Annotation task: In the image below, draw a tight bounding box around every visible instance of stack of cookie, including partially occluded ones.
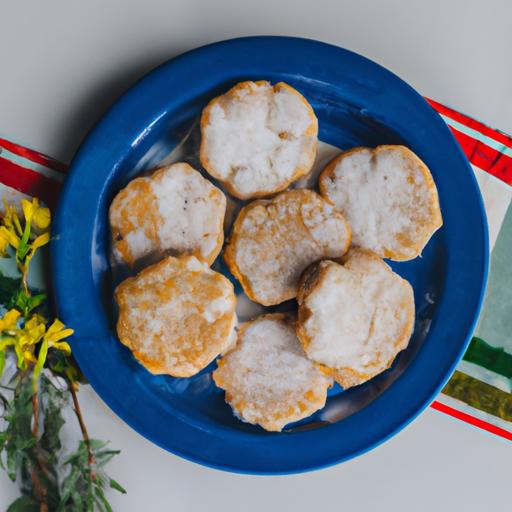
[110,81,443,432]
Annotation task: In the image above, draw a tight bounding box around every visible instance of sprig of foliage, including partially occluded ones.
[0,198,124,511]
[1,374,63,511]
[58,440,126,512]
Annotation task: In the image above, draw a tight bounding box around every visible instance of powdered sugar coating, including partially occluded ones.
[213,314,331,432]
[319,145,442,261]
[297,250,414,388]
[200,81,318,199]
[224,189,351,306]
[110,162,226,266]
[115,255,236,377]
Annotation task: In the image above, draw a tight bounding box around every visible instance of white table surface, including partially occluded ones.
[1,1,510,510]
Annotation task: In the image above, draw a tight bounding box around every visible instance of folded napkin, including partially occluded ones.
[1,98,510,440]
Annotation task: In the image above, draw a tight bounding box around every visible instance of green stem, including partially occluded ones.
[18,220,32,261]
[22,371,49,512]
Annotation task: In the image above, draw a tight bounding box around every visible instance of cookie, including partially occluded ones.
[224,189,351,306]
[296,250,415,388]
[213,314,332,432]
[110,162,226,266]
[200,81,318,199]
[115,254,236,377]
[319,145,442,260]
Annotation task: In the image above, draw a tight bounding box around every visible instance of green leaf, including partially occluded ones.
[3,377,33,481]
[58,466,81,509]
[8,289,46,317]
[39,376,67,467]
[12,289,29,313]
[16,220,32,262]
[26,294,46,315]
[49,353,88,384]
[95,450,121,468]
[86,483,95,511]
[6,495,39,512]
[88,439,108,451]
[71,491,83,510]
[62,451,82,466]
[109,478,127,494]
[6,449,18,481]
[95,486,113,512]
[0,272,21,305]
[0,349,6,380]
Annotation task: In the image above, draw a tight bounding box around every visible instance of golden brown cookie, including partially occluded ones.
[224,189,351,306]
[319,145,442,261]
[110,162,226,266]
[115,254,236,377]
[296,250,415,388]
[200,81,318,199]
[213,314,332,432]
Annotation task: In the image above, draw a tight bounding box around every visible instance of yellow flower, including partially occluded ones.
[0,225,20,250]
[2,199,23,236]
[0,233,9,256]
[31,232,50,250]
[44,319,74,355]
[23,350,37,363]
[33,319,74,381]
[21,198,38,224]
[22,315,47,344]
[21,198,50,232]
[13,314,46,369]
[32,207,51,230]
[0,309,21,332]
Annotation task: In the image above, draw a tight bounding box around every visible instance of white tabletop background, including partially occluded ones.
[1,1,510,510]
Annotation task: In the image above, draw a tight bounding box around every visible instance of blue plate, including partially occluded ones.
[52,37,488,474]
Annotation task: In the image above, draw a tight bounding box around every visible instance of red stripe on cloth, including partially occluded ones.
[0,137,68,174]
[448,127,512,185]
[0,157,60,209]
[426,98,512,149]
[431,400,512,441]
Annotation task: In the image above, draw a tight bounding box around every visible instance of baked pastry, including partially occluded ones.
[224,189,351,306]
[115,254,236,377]
[296,250,415,388]
[200,81,318,199]
[319,145,442,260]
[110,162,226,266]
[213,313,332,432]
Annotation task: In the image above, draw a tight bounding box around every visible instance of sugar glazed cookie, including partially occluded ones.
[296,250,415,388]
[213,314,332,432]
[115,255,236,377]
[200,81,318,199]
[319,145,442,261]
[224,189,351,306]
[110,162,226,266]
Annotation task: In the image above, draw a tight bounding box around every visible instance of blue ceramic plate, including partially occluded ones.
[52,37,488,474]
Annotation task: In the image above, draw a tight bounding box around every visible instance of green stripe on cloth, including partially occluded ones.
[442,371,512,421]
[463,337,512,379]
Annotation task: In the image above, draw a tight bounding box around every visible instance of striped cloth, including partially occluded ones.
[0,99,510,441]
[425,100,512,441]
